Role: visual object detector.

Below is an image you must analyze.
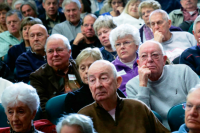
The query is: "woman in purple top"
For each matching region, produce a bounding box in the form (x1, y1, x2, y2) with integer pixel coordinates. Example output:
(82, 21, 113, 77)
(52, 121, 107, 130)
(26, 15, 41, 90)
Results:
(109, 24, 140, 96)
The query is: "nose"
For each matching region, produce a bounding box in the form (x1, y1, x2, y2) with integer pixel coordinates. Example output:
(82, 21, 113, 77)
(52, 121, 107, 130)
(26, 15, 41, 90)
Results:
(50, 3, 54, 7)
(190, 107, 199, 116)
(147, 55, 153, 62)
(95, 79, 102, 89)
(12, 112, 19, 121)
(53, 50, 58, 56)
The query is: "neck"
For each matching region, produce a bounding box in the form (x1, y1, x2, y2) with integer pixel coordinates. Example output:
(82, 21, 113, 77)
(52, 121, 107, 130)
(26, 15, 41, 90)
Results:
(120, 53, 136, 63)
(98, 95, 118, 111)
(1, 24, 7, 31)
(146, 23, 150, 28)
(189, 130, 200, 133)
(71, 20, 80, 26)
(12, 32, 21, 41)
(104, 45, 114, 52)
(186, 6, 197, 12)
(149, 72, 162, 81)
(85, 36, 96, 44)
(48, 14, 57, 21)
(163, 32, 172, 42)
(111, 10, 120, 17)
(24, 40, 30, 47)
(33, 49, 45, 56)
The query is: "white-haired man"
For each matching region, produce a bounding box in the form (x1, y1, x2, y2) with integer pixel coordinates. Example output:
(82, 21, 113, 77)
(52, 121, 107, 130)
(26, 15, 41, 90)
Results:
(78, 60, 169, 133)
(126, 40, 200, 129)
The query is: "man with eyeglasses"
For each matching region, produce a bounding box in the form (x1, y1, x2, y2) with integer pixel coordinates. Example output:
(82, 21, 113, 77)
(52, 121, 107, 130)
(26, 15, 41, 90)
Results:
(126, 40, 200, 130)
(149, 9, 196, 62)
(30, 34, 82, 115)
(71, 14, 102, 59)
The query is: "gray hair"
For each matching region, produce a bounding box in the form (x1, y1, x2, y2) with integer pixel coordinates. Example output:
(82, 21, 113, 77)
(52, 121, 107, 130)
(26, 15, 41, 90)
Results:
(149, 9, 169, 23)
(56, 114, 97, 133)
(6, 9, 23, 21)
(82, 14, 97, 25)
(13, 0, 24, 10)
(20, 1, 38, 17)
(62, 0, 81, 11)
(45, 34, 71, 52)
(193, 15, 200, 32)
(93, 15, 117, 36)
(1, 82, 40, 113)
(43, 0, 59, 4)
(109, 24, 141, 51)
(187, 84, 200, 100)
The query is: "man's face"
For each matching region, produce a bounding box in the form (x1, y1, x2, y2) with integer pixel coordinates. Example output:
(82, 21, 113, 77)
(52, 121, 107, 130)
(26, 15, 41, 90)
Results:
(0, 10, 7, 25)
(81, 15, 96, 38)
(193, 22, 200, 45)
(137, 42, 167, 78)
(180, 0, 198, 11)
(185, 89, 200, 132)
(43, 0, 58, 17)
(6, 14, 21, 35)
(46, 38, 71, 70)
(88, 62, 121, 102)
(21, 5, 37, 17)
(64, 2, 81, 25)
(29, 25, 48, 52)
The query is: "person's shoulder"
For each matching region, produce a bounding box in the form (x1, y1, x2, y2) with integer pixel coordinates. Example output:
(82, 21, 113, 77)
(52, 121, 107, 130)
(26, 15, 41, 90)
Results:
(127, 75, 139, 85)
(30, 63, 49, 76)
(122, 98, 148, 109)
(165, 64, 191, 71)
(78, 102, 96, 114)
(0, 31, 9, 38)
(169, 9, 182, 15)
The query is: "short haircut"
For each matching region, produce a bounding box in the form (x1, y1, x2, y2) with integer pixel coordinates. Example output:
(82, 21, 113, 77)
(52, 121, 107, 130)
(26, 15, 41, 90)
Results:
(43, 0, 59, 4)
(193, 15, 200, 32)
(62, 0, 81, 11)
(76, 47, 103, 68)
(20, 1, 38, 16)
(138, 0, 161, 18)
(56, 114, 97, 133)
(149, 9, 169, 23)
(93, 15, 117, 36)
(45, 34, 71, 52)
(82, 14, 97, 25)
(0, 3, 11, 12)
(107, 0, 126, 8)
(109, 24, 141, 51)
(6, 9, 23, 21)
(13, 0, 24, 10)
(1, 82, 40, 113)
(123, 0, 143, 14)
(187, 84, 200, 100)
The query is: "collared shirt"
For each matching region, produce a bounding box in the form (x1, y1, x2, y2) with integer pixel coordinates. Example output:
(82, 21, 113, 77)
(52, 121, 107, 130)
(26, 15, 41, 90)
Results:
(45, 12, 61, 34)
(181, 7, 199, 21)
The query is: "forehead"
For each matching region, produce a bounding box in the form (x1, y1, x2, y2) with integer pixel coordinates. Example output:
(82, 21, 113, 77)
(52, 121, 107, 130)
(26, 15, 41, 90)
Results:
(29, 26, 46, 34)
(187, 89, 200, 103)
(46, 38, 65, 49)
(195, 22, 200, 30)
(83, 16, 95, 24)
(141, 7, 154, 12)
(22, 4, 32, 10)
(6, 14, 19, 21)
(45, 0, 58, 3)
(88, 63, 111, 77)
(116, 34, 133, 42)
(7, 100, 27, 109)
(139, 42, 161, 54)
(65, 2, 79, 10)
(150, 13, 163, 21)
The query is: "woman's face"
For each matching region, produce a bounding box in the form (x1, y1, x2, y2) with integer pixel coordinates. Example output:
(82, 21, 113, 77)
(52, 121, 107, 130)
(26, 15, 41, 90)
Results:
(128, 1, 140, 18)
(79, 57, 95, 84)
(141, 7, 154, 26)
(22, 25, 32, 41)
(79, 0, 84, 13)
(97, 27, 112, 48)
(111, 0, 123, 13)
(6, 101, 36, 133)
(0, 10, 7, 25)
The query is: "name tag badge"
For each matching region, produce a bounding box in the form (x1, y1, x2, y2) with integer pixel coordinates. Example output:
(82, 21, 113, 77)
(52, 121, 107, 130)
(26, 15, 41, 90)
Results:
(68, 74, 77, 80)
(117, 70, 126, 76)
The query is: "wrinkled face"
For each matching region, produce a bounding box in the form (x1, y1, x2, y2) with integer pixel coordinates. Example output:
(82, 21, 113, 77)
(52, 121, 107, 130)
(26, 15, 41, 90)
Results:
(185, 89, 200, 132)
(21, 5, 37, 17)
(22, 24, 32, 41)
(88, 62, 121, 102)
(46, 39, 71, 70)
(78, 57, 95, 84)
(60, 125, 82, 133)
(128, 1, 140, 18)
(115, 35, 138, 63)
(141, 7, 154, 26)
(81, 15, 96, 38)
(193, 22, 200, 45)
(6, 101, 36, 133)
(29, 25, 48, 52)
(6, 14, 21, 35)
(0, 10, 7, 25)
(43, 0, 58, 17)
(15, 4, 21, 10)
(180, 0, 198, 11)
(97, 27, 112, 47)
(64, 2, 81, 25)
(111, 0, 123, 12)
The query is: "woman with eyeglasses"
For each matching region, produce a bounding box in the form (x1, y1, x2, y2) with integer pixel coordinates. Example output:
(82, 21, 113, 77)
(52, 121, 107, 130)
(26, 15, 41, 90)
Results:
(109, 24, 140, 96)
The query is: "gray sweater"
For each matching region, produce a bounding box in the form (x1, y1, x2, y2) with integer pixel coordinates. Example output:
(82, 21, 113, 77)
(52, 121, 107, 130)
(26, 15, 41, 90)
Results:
(126, 64, 200, 129)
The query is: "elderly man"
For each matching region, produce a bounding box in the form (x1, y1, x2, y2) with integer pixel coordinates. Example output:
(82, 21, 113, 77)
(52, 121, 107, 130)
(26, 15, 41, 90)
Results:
(52, 0, 82, 42)
(0, 10, 22, 58)
(180, 15, 200, 75)
(169, 0, 199, 27)
(78, 60, 169, 133)
(39, 0, 65, 34)
(30, 34, 82, 112)
(71, 14, 102, 59)
(126, 40, 200, 129)
(15, 24, 48, 83)
(20, 1, 38, 18)
(150, 9, 196, 62)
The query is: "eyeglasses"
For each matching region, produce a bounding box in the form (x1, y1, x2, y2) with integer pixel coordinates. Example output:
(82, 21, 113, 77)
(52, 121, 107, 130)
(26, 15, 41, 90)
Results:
(115, 41, 134, 48)
(47, 47, 67, 55)
(111, 1, 122, 5)
(182, 103, 200, 113)
(139, 53, 162, 61)
(150, 20, 164, 27)
(83, 24, 93, 28)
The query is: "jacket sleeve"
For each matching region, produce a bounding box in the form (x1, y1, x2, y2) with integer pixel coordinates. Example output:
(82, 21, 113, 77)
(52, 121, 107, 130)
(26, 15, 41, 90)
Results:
(64, 92, 76, 114)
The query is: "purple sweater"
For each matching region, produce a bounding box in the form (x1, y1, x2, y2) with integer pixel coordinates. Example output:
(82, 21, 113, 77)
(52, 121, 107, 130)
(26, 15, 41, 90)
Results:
(112, 54, 139, 96)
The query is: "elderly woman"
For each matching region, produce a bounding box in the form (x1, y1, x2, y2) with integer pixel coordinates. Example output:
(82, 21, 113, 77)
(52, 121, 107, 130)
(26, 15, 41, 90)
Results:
(93, 15, 117, 62)
(12, 0, 24, 10)
(0, 3, 10, 33)
(7, 17, 42, 72)
(65, 47, 125, 113)
(101, 0, 125, 17)
(1, 82, 41, 133)
(56, 114, 96, 133)
(110, 24, 140, 96)
(113, 0, 144, 29)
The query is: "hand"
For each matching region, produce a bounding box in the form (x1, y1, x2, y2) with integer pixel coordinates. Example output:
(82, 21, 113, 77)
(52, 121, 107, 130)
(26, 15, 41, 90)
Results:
(116, 7, 124, 14)
(73, 33, 85, 45)
(154, 31, 164, 43)
(138, 64, 151, 87)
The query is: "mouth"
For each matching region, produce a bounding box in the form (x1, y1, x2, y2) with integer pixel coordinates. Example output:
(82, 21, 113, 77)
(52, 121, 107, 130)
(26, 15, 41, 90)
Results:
(96, 91, 106, 96)
(187, 119, 200, 123)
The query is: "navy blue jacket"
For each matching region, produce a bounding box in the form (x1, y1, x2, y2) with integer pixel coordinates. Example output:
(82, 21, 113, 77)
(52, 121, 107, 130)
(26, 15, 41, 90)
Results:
(99, 47, 117, 62)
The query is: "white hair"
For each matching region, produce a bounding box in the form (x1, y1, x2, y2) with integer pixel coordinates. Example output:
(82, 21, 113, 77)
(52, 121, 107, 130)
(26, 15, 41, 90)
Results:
(109, 24, 141, 51)
(62, 0, 81, 11)
(149, 9, 170, 23)
(193, 15, 200, 32)
(1, 82, 40, 113)
(187, 84, 200, 100)
(56, 114, 97, 133)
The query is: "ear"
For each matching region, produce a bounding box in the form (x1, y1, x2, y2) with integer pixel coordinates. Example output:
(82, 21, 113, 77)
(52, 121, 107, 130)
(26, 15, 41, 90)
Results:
(168, 19, 172, 28)
(68, 49, 72, 56)
(163, 55, 168, 65)
(137, 59, 140, 66)
(135, 45, 139, 50)
(116, 76, 123, 89)
(42, 3, 45, 8)
(192, 30, 195, 35)
(31, 110, 37, 120)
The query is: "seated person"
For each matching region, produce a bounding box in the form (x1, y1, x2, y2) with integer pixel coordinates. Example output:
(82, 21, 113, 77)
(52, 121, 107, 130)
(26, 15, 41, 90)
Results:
(110, 24, 140, 96)
(78, 60, 169, 132)
(16, 24, 48, 83)
(0, 3, 10, 33)
(30, 34, 82, 113)
(173, 84, 200, 133)
(20, 1, 38, 18)
(0, 77, 12, 103)
(126, 40, 200, 129)
(71, 14, 102, 59)
(56, 114, 97, 133)
(65, 48, 125, 113)
(180, 15, 200, 75)
(0, 61, 14, 82)
(93, 15, 118, 62)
